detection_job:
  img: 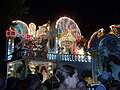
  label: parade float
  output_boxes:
[6,20,55,80]
[88,25,120,82]
[5,17,92,83]
[48,16,92,83]
[48,17,91,62]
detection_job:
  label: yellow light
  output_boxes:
[50,70,53,74]
[77,47,84,55]
[48,62,52,66]
[48,67,51,70]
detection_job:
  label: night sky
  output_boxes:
[22,0,120,38]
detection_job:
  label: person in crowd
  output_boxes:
[24,74,41,90]
[17,78,26,90]
[37,73,47,90]
[77,78,88,90]
[109,80,120,90]
[96,70,114,90]
[5,77,20,90]
[43,64,79,90]
[0,74,6,90]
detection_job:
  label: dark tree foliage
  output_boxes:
[0,0,28,19]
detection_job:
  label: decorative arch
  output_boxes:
[87,28,105,49]
[55,16,82,54]
[87,31,98,49]
[12,20,30,36]
[55,16,81,40]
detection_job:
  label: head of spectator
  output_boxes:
[44,64,79,90]
[25,74,40,90]
[77,78,87,90]
[6,77,20,90]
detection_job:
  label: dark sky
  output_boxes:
[24,0,120,38]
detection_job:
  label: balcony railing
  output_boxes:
[47,53,91,62]
[7,49,92,63]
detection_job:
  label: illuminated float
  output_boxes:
[6,20,54,79]
[88,25,120,82]
[56,16,81,54]
[47,17,92,83]
[47,17,91,62]
[5,17,92,83]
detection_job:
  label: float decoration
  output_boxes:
[60,30,76,48]
[6,28,16,39]
[55,16,82,54]
[40,66,47,74]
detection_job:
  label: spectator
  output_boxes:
[44,64,79,90]
[17,79,26,90]
[37,73,47,90]
[25,74,41,90]
[6,77,20,90]
[77,78,88,90]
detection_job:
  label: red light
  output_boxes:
[10,30,16,37]
[6,30,10,37]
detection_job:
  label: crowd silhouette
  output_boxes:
[0,64,120,90]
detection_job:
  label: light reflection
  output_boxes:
[47,53,91,62]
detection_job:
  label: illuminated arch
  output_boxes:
[29,22,36,37]
[87,31,98,49]
[55,16,81,40]
[12,20,30,36]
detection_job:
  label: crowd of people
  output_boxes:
[0,64,120,90]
